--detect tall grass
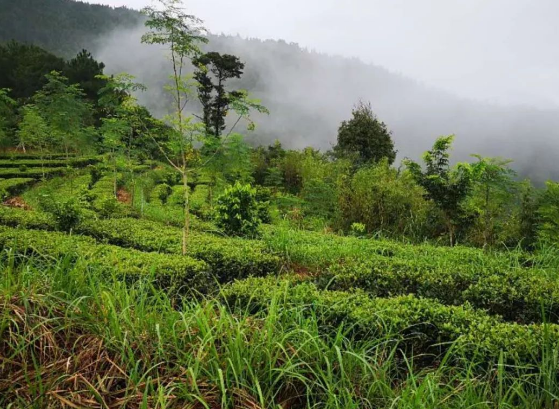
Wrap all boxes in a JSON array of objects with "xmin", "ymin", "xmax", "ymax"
[{"xmin": 1, "ymin": 251, "xmax": 559, "ymax": 408}]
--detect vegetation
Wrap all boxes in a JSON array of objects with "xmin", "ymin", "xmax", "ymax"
[{"xmin": 1, "ymin": 1, "xmax": 559, "ymax": 407}]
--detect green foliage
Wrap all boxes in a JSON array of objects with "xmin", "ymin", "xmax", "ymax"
[
  {"xmin": 0, "ymin": 178, "xmax": 35, "ymax": 200},
  {"xmin": 320, "ymin": 254, "xmax": 559, "ymax": 324},
  {"xmin": 38, "ymin": 196, "xmax": 83, "ymax": 232},
  {"xmin": 338, "ymin": 159, "xmax": 431, "ymax": 238},
  {"xmin": 335, "ymin": 101, "xmax": 396, "ymax": 165},
  {"xmin": 216, "ymin": 182, "xmax": 262, "ymax": 237},
  {"xmin": 0, "ymin": 225, "xmax": 209, "ymax": 292},
  {"xmin": 406, "ymin": 135, "xmax": 472, "ymax": 245},
  {"xmin": 152, "ymin": 183, "xmax": 172, "ymax": 204},
  {"xmin": 537, "ymin": 181, "xmax": 559, "ymax": 245},
  {"xmin": 16, "ymin": 105, "xmax": 51, "ymax": 156},
  {"xmin": 465, "ymin": 156, "xmax": 519, "ymax": 247},
  {"xmin": 193, "ymin": 52, "xmax": 245, "ymax": 137},
  {"xmin": 32, "ymin": 71, "xmax": 93, "ymax": 156},
  {"xmin": 225, "ymin": 277, "xmax": 559, "ymax": 368},
  {"xmin": 0, "ymin": 167, "xmax": 66, "ymax": 179}
]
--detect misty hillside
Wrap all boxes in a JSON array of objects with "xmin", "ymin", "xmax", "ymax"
[{"xmin": 2, "ymin": 0, "xmax": 558, "ymax": 181}]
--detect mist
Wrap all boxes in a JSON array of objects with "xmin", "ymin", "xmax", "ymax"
[{"xmin": 92, "ymin": 18, "xmax": 559, "ymax": 182}]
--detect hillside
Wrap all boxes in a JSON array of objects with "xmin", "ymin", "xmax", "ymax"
[{"xmin": 2, "ymin": 0, "xmax": 559, "ymax": 182}]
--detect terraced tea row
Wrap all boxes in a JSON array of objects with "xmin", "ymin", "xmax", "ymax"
[
  {"xmin": 224, "ymin": 276, "xmax": 559, "ymax": 370},
  {"xmin": 1, "ymin": 205, "xmax": 557, "ymax": 325}
]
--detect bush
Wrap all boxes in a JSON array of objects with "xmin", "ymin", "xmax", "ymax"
[
  {"xmin": 38, "ymin": 196, "xmax": 83, "ymax": 232},
  {"xmin": 0, "ymin": 225, "xmax": 210, "ymax": 293},
  {"xmin": 152, "ymin": 183, "xmax": 172, "ymax": 204},
  {"xmin": 0, "ymin": 167, "xmax": 66, "ymax": 179},
  {"xmin": 76, "ymin": 217, "xmax": 281, "ymax": 279},
  {"xmin": 0, "ymin": 178, "xmax": 35, "ymax": 200},
  {"xmin": 223, "ymin": 277, "xmax": 559, "ymax": 369},
  {"xmin": 216, "ymin": 182, "xmax": 262, "ymax": 237}
]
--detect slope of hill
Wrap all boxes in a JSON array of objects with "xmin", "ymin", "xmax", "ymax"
[{"xmin": 1, "ymin": 0, "xmax": 559, "ymax": 181}]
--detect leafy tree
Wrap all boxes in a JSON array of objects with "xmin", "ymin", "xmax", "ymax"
[
  {"xmin": 335, "ymin": 101, "xmax": 396, "ymax": 166},
  {"xmin": 33, "ymin": 71, "xmax": 92, "ymax": 157},
  {"xmin": 193, "ymin": 52, "xmax": 245, "ymax": 137},
  {"xmin": 0, "ymin": 88, "xmax": 17, "ymax": 151},
  {"xmin": 142, "ymin": 0, "xmax": 267, "ymax": 255},
  {"xmin": 466, "ymin": 155, "xmax": 517, "ymax": 248},
  {"xmin": 16, "ymin": 105, "xmax": 51, "ymax": 176},
  {"xmin": 97, "ymin": 73, "xmax": 148, "ymax": 202},
  {"xmin": 406, "ymin": 135, "xmax": 472, "ymax": 246},
  {"xmin": 537, "ymin": 181, "xmax": 559, "ymax": 245},
  {"xmin": 0, "ymin": 41, "xmax": 65, "ymax": 99},
  {"xmin": 64, "ymin": 49, "xmax": 107, "ymax": 103},
  {"xmin": 141, "ymin": 0, "xmax": 209, "ymax": 255},
  {"xmin": 216, "ymin": 182, "xmax": 262, "ymax": 237},
  {"xmin": 100, "ymin": 117, "xmax": 129, "ymax": 197},
  {"xmin": 337, "ymin": 159, "xmax": 430, "ymax": 238}
]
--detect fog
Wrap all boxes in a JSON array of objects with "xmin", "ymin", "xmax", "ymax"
[{"xmin": 87, "ymin": 0, "xmax": 559, "ymax": 181}]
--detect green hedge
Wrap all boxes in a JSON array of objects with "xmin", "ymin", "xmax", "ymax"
[
  {"xmin": 0, "ymin": 157, "xmax": 99, "ymax": 168},
  {"xmin": 318, "ymin": 256, "xmax": 559, "ymax": 324},
  {"xmin": 0, "ymin": 226, "xmax": 210, "ymax": 292},
  {"xmin": 223, "ymin": 277, "xmax": 559, "ymax": 368},
  {"xmin": 0, "ymin": 167, "xmax": 66, "ymax": 179},
  {"xmin": 0, "ymin": 153, "xmax": 75, "ymax": 160},
  {"xmin": 77, "ymin": 217, "xmax": 281, "ymax": 279},
  {"xmin": 0, "ymin": 206, "xmax": 280, "ymax": 280},
  {"xmin": 0, "ymin": 206, "xmax": 55, "ymax": 229},
  {"xmin": 262, "ymin": 225, "xmax": 533, "ymax": 271},
  {"xmin": 0, "ymin": 178, "xmax": 36, "ymax": 200}
]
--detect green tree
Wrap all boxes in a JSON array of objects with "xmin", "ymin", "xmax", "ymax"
[
  {"xmin": 33, "ymin": 71, "xmax": 92, "ymax": 157},
  {"xmin": 100, "ymin": 117, "xmax": 129, "ymax": 197},
  {"xmin": 142, "ymin": 0, "xmax": 267, "ymax": 255},
  {"xmin": 537, "ymin": 181, "xmax": 559, "ymax": 245},
  {"xmin": 216, "ymin": 182, "xmax": 262, "ymax": 237},
  {"xmin": 0, "ymin": 88, "xmax": 17, "ymax": 151},
  {"xmin": 193, "ymin": 52, "xmax": 245, "ymax": 137},
  {"xmin": 467, "ymin": 155, "xmax": 517, "ymax": 248},
  {"xmin": 338, "ymin": 159, "xmax": 430, "ymax": 238},
  {"xmin": 406, "ymin": 135, "xmax": 472, "ymax": 246},
  {"xmin": 17, "ymin": 105, "xmax": 51, "ymax": 176},
  {"xmin": 335, "ymin": 101, "xmax": 396, "ymax": 166},
  {"xmin": 64, "ymin": 49, "xmax": 107, "ymax": 103},
  {"xmin": 141, "ymin": 0, "xmax": 209, "ymax": 255}
]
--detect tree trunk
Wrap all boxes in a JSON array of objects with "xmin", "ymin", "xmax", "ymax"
[{"xmin": 182, "ymin": 170, "xmax": 190, "ymax": 256}]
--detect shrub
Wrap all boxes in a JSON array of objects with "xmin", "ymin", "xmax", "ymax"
[
  {"xmin": 38, "ymin": 196, "xmax": 83, "ymax": 232},
  {"xmin": 216, "ymin": 182, "xmax": 262, "ymax": 237},
  {"xmin": 0, "ymin": 178, "xmax": 35, "ymax": 200},
  {"xmin": 152, "ymin": 183, "xmax": 172, "ymax": 204},
  {"xmin": 223, "ymin": 277, "xmax": 559, "ymax": 369},
  {"xmin": 0, "ymin": 226, "xmax": 210, "ymax": 293},
  {"xmin": 76, "ymin": 217, "xmax": 281, "ymax": 279},
  {"xmin": 87, "ymin": 164, "xmax": 103, "ymax": 188}
]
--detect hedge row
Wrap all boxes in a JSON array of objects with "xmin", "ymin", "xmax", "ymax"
[
  {"xmin": 318, "ymin": 256, "xmax": 559, "ymax": 324},
  {"xmin": 223, "ymin": 277, "xmax": 559, "ymax": 369},
  {"xmin": 0, "ymin": 178, "xmax": 36, "ymax": 200},
  {"xmin": 262, "ymin": 225, "xmax": 534, "ymax": 272},
  {"xmin": 0, "ymin": 206, "xmax": 55, "ymax": 229},
  {"xmin": 0, "ymin": 167, "xmax": 66, "ymax": 179},
  {"xmin": 0, "ymin": 206, "xmax": 281, "ymax": 280},
  {"xmin": 0, "ymin": 153, "xmax": 75, "ymax": 160},
  {"xmin": 0, "ymin": 157, "xmax": 99, "ymax": 168},
  {"xmin": 0, "ymin": 226, "xmax": 211, "ymax": 292},
  {"xmin": 77, "ymin": 217, "xmax": 281, "ymax": 279}
]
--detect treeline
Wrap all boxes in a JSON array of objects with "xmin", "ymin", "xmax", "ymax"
[
  {"xmin": 248, "ymin": 104, "xmax": 556, "ymax": 250},
  {"xmin": 1, "ymin": 32, "xmax": 558, "ymax": 251},
  {"xmin": 0, "ymin": 0, "xmax": 141, "ymax": 58}
]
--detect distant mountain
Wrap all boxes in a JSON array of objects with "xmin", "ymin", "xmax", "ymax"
[{"xmin": 2, "ymin": 0, "xmax": 559, "ymax": 181}]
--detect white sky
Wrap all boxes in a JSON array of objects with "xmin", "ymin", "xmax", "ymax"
[{"xmin": 84, "ymin": 0, "xmax": 559, "ymax": 108}]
